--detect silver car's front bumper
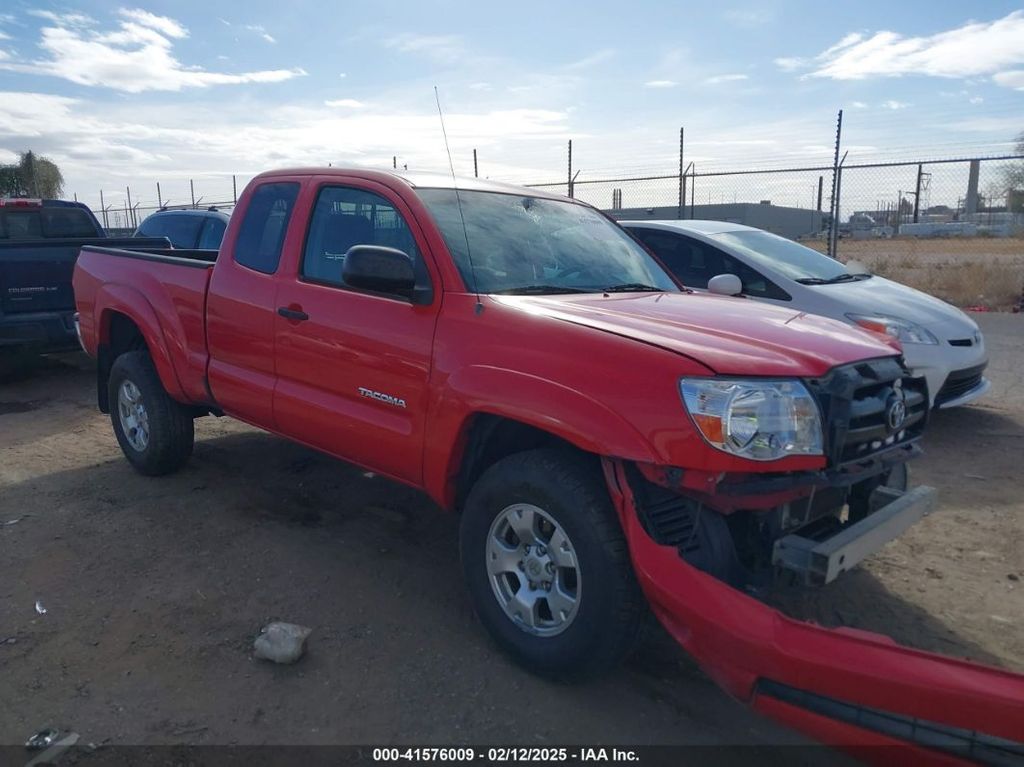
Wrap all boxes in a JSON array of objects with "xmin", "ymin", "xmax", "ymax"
[{"xmin": 935, "ymin": 376, "xmax": 991, "ymax": 409}]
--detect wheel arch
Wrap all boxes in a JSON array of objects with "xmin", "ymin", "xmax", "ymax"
[
  {"xmin": 425, "ymin": 366, "xmax": 660, "ymax": 512},
  {"xmin": 94, "ymin": 286, "xmax": 186, "ymax": 412}
]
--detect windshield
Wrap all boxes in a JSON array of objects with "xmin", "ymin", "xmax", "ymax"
[
  {"xmin": 418, "ymin": 189, "xmax": 679, "ymax": 294},
  {"xmin": 708, "ymin": 230, "xmax": 861, "ymax": 283}
]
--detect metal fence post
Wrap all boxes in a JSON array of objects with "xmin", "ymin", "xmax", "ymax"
[
  {"xmin": 827, "ymin": 109, "xmax": 843, "ymax": 257},
  {"xmin": 677, "ymin": 127, "xmax": 684, "ymax": 219},
  {"xmin": 567, "ymin": 140, "xmax": 573, "ymax": 198}
]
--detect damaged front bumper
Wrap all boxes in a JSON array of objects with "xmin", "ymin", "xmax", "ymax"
[
  {"xmin": 773, "ymin": 484, "xmax": 937, "ymax": 586},
  {"xmin": 603, "ymin": 458, "xmax": 1024, "ymax": 764}
]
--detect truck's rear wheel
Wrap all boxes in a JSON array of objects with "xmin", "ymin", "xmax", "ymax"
[
  {"xmin": 108, "ymin": 351, "xmax": 194, "ymax": 476},
  {"xmin": 460, "ymin": 448, "xmax": 643, "ymax": 679}
]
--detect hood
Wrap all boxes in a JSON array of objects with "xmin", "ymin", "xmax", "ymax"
[
  {"xmin": 495, "ymin": 292, "xmax": 899, "ymax": 377},
  {"xmin": 807, "ymin": 276, "xmax": 979, "ymax": 339}
]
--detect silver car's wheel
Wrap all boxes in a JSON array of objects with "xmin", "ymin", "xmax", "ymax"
[
  {"xmin": 117, "ymin": 379, "xmax": 149, "ymax": 452},
  {"xmin": 486, "ymin": 503, "xmax": 581, "ymax": 637}
]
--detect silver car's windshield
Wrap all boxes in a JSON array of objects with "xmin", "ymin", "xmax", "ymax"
[
  {"xmin": 709, "ymin": 230, "xmax": 862, "ymax": 283},
  {"xmin": 419, "ymin": 189, "xmax": 679, "ymax": 295}
]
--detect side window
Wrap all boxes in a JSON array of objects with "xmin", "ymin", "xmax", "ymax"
[
  {"xmin": 235, "ymin": 182, "xmax": 300, "ymax": 274},
  {"xmin": 633, "ymin": 229, "xmax": 716, "ymax": 289},
  {"xmin": 634, "ymin": 229, "xmax": 789, "ymax": 299},
  {"xmin": 301, "ymin": 186, "xmax": 424, "ymax": 292},
  {"xmin": 198, "ymin": 217, "xmax": 227, "ymax": 250}
]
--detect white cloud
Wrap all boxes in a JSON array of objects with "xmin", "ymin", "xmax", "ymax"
[
  {"xmin": 468, "ymin": 82, "xmax": 492, "ymax": 91},
  {"xmin": 851, "ymin": 101, "xmax": 868, "ymax": 108},
  {"xmin": 969, "ymin": 96, "xmax": 984, "ymax": 104},
  {"xmin": 27, "ymin": 10, "xmax": 95, "ymax": 27},
  {"xmin": 324, "ymin": 99, "xmax": 365, "ymax": 108},
  {"xmin": 993, "ymin": 70, "xmax": 1024, "ymax": 90},
  {"xmin": 0, "ymin": 9, "xmax": 305, "ymax": 92},
  {"xmin": 0, "ymin": 30, "xmax": 10, "ymax": 41},
  {"xmin": 120, "ymin": 9, "xmax": 187, "ymax": 39},
  {"xmin": 565, "ymin": 48, "xmax": 615, "ymax": 70},
  {"xmin": 773, "ymin": 56, "xmax": 806, "ymax": 72},
  {"xmin": 245, "ymin": 24, "xmax": 276, "ymax": 44},
  {"xmin": 0, "ymin": 89, "xmax": 573, "ymax": 202},
  {"xmin": 881, "ymin": 100, "xmax": 908, "ymax": 110},
  {"xmin": 384, "ymin": 33, "xmax": 463, "ymax": 63},
  {"xmin": 644, "ymin": 80, "xmax": 677, "ymax": 88},
  {"xmin": 704, "ymin": 73, "xmax": 748, "ymax": 84},
  {"xmin": 798, "ymin": 11, "xmax": 1024, "ymax": 90}
]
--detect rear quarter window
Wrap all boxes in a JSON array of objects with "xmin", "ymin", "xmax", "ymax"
[{"xmin": 234, "ymin": 183, "xmax": 300, "ymax": 274}]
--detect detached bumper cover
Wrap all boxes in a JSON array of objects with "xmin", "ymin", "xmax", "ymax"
[{"xmin": 603, "ymin": 459, "xmax": 1024, "ymax": 761}]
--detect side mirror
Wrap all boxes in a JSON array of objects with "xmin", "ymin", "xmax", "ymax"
[
  {"xmin": 708, "ymin": 273, "xmax": 743, "ymax": 296},
  {"xmin": 342, "ymin": 245, "xmax": 416, "ymax": 297}
]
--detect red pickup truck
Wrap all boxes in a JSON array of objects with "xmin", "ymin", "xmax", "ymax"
[{"xmin": 73, "ymin": 168, "xmax": 1023, "ymax": 759}]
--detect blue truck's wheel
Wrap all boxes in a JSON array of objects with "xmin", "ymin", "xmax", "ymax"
[
  {"xmin": 108, "ymin": 351, "xmax": 194, "ymax": 476},
  {"xmin": 460, "ymin": 448, "xmax": 643, "ymax": 679}
]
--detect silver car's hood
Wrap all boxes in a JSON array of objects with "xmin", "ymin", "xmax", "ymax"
[{"xmin": 806, "ymin": 276, "xmax": 979, "ymax": 338}]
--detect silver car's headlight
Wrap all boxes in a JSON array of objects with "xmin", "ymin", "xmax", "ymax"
[
  {"xmin": 680, "ymin": 378, "xmax": 824, "ymax": 461},
  {"xmin": 846, "ymin": 313, "xmax": 939, "ymax": 345}
]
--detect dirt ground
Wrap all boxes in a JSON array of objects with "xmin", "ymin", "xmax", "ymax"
[
  {"xmin": 805, "ymin": 237, "xmax": 1024, "ymax": 309},
  {"xmin": 1, "ymin": 313, "xmax": 1022, "ymax": 755}
]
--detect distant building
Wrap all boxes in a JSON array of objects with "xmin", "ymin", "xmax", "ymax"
[{"xmin": 606, "ymin": 201, "xmax": 823, "ymax": 240}]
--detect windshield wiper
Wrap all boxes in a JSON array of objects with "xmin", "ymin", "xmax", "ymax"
[
  {"xmin": 796, "ymin": 273, "xmax": 871, "ymax": 285},
  {"xmin": 494, "ymin": 285, "xmax": 594, "ymax": 295},
  {"xmin": 602, "ymin": 283, "xmax": 664, "ymax": 293}
]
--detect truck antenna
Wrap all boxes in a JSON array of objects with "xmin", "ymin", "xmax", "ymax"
[{"xmin": 434, "ymin": 86, "xmax": 482, "ymax": 313}]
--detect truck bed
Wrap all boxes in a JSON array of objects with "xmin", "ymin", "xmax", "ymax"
[
  {"xmin": 74, "ymin": 245, "xmax": 218, "ymax": 405},
  {"xmin": 0, "ymin": 237, "xmax": 171, "ymax": 349}
]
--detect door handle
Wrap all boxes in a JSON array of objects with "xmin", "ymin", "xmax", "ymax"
[{"xmin": 277, "ymin": 306, "xmax": 309, "ymax": 321}]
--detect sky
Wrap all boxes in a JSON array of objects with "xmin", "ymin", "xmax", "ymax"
[{"xmin": 0, "ymin": 0, "xmax": 1022, "ymax": 216}]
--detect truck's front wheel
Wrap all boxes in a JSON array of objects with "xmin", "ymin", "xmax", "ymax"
[
  {"xmin": 108, "ymin": 351, "xmax": 194, "ymax": 476},
  {"xmin": 460, "ymin": 448, "xmax": 643, "ymax": 679}
]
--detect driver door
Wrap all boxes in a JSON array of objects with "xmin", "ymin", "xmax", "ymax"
[{"xmin": 272, "ymin": 180, "xmax": 440, "ymax": 485}]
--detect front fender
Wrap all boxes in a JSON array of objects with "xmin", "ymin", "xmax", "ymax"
[
  {"xmin": 96, "ymin": 283, "xmax": 187, "ymax": 402},
  {"xmin": 603, "ymin": 458, "xmax": 1024, "ymax": 764},
  {"xmin": 423, "ymin": 365, "xmax": 659, "ymax": 509}
]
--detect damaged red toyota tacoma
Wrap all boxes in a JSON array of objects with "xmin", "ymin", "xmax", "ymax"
[{"xmin": 72, "ymin": 169, "xmax": 1024, "ymax": 762}]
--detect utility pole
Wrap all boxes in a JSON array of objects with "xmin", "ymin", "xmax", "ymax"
[
  {"xmin": 100, "ymin": 189, "xmax": 107, "ymax": 228},
  {"xmin": 473, "ymin": 148, "xmax": 478, "ymax": 178},
  {"xmin": 125, "ymin": 186, "xmax": 134, "ymax": 227},
  {"xmin": 827, "ymin": 109, "xmax": 843, "ymax": 257},
  {"xmin": 232, "ymin": 175, "xmax": 237, "ymax": 204},
  {"xmin": 190, "ymin": 179, "xmax": 195, "ymax": 208},
  {"xmin": 157, "ymin": 182, "xmax": 162, "ymax": 209},
  {"xmin": 393, "ymin": 156, "xmax": 397, "ymax": 170}
]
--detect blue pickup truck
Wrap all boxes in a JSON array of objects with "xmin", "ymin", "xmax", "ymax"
[{"xmin": 0, "ymin": 198, "xmax": 168, "ymax": 357}]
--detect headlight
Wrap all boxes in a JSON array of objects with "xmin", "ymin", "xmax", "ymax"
[
  {"xmin": 680, "ymin": 379, "xmax": 823, "ymax": 461},
  {"xmin": 846, "ymin": 313, "xmax": 938, "ymax": 345}
]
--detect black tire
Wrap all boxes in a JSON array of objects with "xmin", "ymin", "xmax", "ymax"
[
  {"xmin": 108, "ymin": 350, "xmax": 194, "ymax": 476},
  {"xmin": 460, "ymin": 448, "xmax": 643, "ymax": 680}
]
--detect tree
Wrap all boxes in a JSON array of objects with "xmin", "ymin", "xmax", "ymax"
[{"xmin": 0, "ymin": 150, "xmax": 65, "ymax": 198}]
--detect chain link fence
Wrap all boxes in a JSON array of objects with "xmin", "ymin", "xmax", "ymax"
[
  {"xmin": 83, "ymin": 154, "xmax": 1024, "ymax": 307},
  {"xmin": 528, "ymin": 156, "xmax": 1024, "ymax": 308}
]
